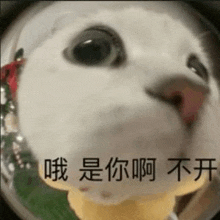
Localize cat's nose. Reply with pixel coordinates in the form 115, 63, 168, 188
146, 76, 209, 125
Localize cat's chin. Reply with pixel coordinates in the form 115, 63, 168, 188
85, 192, 168, 205
83, 192, 132, 205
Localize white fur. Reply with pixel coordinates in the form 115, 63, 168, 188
18, 6, 220, 205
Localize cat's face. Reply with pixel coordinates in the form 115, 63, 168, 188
18, 6, 220, 205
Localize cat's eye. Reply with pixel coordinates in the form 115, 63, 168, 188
187, 54, 208, 81
63, 26, 125, 66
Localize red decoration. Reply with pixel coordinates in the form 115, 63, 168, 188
1, 59, 26, 99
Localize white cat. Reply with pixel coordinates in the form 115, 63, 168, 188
17, 2, 220, 216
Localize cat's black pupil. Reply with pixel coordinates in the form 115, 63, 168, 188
73, 38, 111, 65
187, 54, 208, 81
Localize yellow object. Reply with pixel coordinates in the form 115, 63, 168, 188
39, 164, 206, 220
